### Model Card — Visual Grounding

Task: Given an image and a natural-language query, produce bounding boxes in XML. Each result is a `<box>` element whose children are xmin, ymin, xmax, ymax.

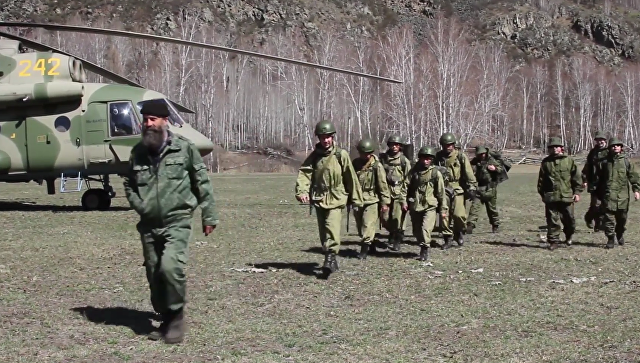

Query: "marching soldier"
<box><xmin>434</xmin><ymin>132</ymin><xmax>477</xmax><ymax>249</ymax></box>
<box><xmin>581</xmin><ymin>132</ymin><xmax>608</xmax><ymax>231</ymax></box>
<box><xmin>407</xmin><ymin>147</ymin><xmax>448</xmax><ymax>261</ymax></box>
<box><xmin>466</xmin><ymin>146</ymin><xmax>501</xmax><ymax>234</ymax></box>
<box><xmin>352</xmin><ymin>138</ymin><xmax>391</xmax><ymax>259</ymax></box>
<box><xmin>295</xmin><ymin>120</ymin><xmax>364</xmax><ymax>276</ymax></box>
<box><xmin>537</xmin><ymin>137</ymin><xmax>583</xmax><ymax>250</ymax></box>
<box><xmin>379</xmin><ymin>135</ymin><xmax>412</xmax><ymax>252</ymax></box>
<box><xmin>596</xmin><ymin>138</ymin><xmax>640</xmax><ymax>249</ymax></box>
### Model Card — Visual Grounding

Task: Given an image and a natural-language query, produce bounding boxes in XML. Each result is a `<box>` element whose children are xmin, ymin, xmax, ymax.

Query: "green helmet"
<box><xmin>357</xmin><ymin>138</ymin><xmax>375</xmax><ymax>153</ymax></box>
<box><xmin>475</xmin><ymin>146</ymin><xmax>488</xmax><ymax>155</ymax></box>
<box><xmin>314</xmin><ymin>120</ymin><xmax>336</xmax><ymax>136</ymax></box>
<box><xmin>608</xmin><ymin>137</ymin><xmax>624</xmax><ymax>147</ymax></box>
<box><xmin>439</xmin><ymin>132</ymin><xmax>456</xmax><ymax>146</ymax></box>
<box><xmin>547</xmin><ymin>137</ymin><xmax>564</xmax><ymax>147</ymax></box>
<box><xmin>418</xmin><ymin>146</ymin><xmax>437</xmax><ymax>157</ymax></box>
<box><xmin>387</xmin><ymin>135</ymin><xmax>404</xmax><ymax>145</ymax></box>
<box><xmin>455</xmin><ymin>141</ymin><xmax>461</xmax><ymax>149</ymax></box>
<box><xmin>594</xmin><ymin>131</ymin><xmax>607</xmax><ymax>141</ymax></box>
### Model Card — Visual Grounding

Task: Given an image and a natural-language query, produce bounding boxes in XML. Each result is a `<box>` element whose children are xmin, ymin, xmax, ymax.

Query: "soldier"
<box><xmin>295</xmin><ymin>120</ymin><xmax>364</xmax><ymax>276</ymax></box>
<box><xmin>581</xmin><ymin>132</ymin><xmax>608</xmax><ymax>231</ymax></box>
<box><xmin>596</xmin><ymin>138</ymin><xmax>640</xmax><ymax>249</ymax></box>
<box><xmin>379</xmin><ymin>135</ymin><xmax>412</xmax><ymax>251</ymax></box>
<box><xmin>434</xmin><ymin>132</ymin><xmax>477</xmax><ymax>249</ymax></box>
<box><xmin>407</xmin><ymin>146</ymin><xmax>448</xmax><ymax>261</ymax></box>
<box><xmin>466</xmin><ymin>146</ymin><xmax>501</xmax><ymax>234</ymax></box>
<box><xmin>123</xmin><ymin>101</ymin><xmax>218</xmax><ymax>344</ymax></box>
<box><xmin>352</xmin><ymin>138</ymin><xmax>391</xmax><ymax>259</ymax></box>
<box><xmin>537</xmin><ymin>137</ymin><xmax>583</xmax><ymax>250</ymax></box>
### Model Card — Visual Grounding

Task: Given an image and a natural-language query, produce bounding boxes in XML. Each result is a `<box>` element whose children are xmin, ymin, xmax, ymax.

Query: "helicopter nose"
<box><xmin>170</xmin><ymin>125</ymin><xmax>214</xmax><ymax>157</ymax></box>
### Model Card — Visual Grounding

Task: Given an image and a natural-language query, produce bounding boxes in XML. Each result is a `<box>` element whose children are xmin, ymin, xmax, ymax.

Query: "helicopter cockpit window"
<box><xmin>109</xmin><ymin>101</ymin><xmax>142</xmax><ymax>137</ymax></box>
<box><xmin>136</xmin><ymin>99</ymin><xmax>185</xmax><ymax>127</ymax></box>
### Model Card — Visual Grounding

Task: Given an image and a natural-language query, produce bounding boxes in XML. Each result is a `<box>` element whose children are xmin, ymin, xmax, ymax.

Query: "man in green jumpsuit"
<box><xmin>434</xmin><ymin>132</ymin><xmax>477</xmax><ymax>249</ymax></box>
<box><xmin>466</xmin><ymin>146</ymin><xmax>501</xmax><ymax>234</ymax></box>
<box><xmin>537</xmin><ymin>137</ymin><xmax>583</xmax><ymax>250</ymax></box>
<box><xmin>379</xmin><ymin>135</ymin><xmax>412</xmax><ymax>252</ymax></box>
<box><xmin>123</xmin><ymin>101</ymin><xmax>219</xmax><ymax>344</ymax></box>
<box><xmin>596</xmin><ymin>138</ymin><xmax>640</xmax><ymax>249</ymax></box>
<box><xmin>407</xmin><ymin>146</ymin><xmax>448</xmax><ymax>261</ymax></box>
<box><xmin>295</xmin><ymin>120</ymin><xmax>364</xmax><ymax>276</ymax></box>
<box><xmin>581</xmin><ymin>132</ymin><xmax>608</xmax><ymax>231</ymax></box>
<box><xmin>352</xmin><ymin>138</ymin><xmax>391</xmax><ymax>259</ymax></box>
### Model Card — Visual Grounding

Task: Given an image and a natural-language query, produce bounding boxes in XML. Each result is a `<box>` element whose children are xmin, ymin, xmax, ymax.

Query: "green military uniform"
<box><xmin>537</xmin><ymin>137</ymin><xmax>583</xmax><ymax>249</ymax></box>
<box><xmin>581</xmin><ymin>132</ymin><xmax>608</xmax><ymax>231</ymax></box>
<box><xmin>295</xmin><ymin>121</ymin><xmax>364</xmax><ymax>275</ymax></box>
<box><xmin>596</xmin><ymin>138</ymin><xmax>640</xmax><ymax>249</ymax></box>
<box><xmin>379</xmin><ymin>135</ymin><xmax>412</xmax><ymax>251</ymax></box>
<box><xmin>466</xmin><ymin>146</ymin><xmax>501</xmax><ymax>233</ymax></box>
<box><xmin>352</xmin><ymin>138</ymin><xmax>391</xmax><ymax>259</ymax></box>
<box><xmin>123</xmin><ymin>102</ymin><xmax>218</xmax><ymax>344</ymax></box>
<box><xmin>434</xmin><ymin>132</ymin><xmax>477</xmax><ymax>248</ymax></box>
<box><xmin>407</xmin><ymin>146</ymin><xmax>448</xmax><ymax>261</ymax></box>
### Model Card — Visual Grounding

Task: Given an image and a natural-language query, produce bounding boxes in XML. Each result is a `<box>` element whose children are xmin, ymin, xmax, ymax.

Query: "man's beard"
<box><xmin>142</xmin><ymin>126</ymin><xmax>167</xmax><ymax>153</ymax></box>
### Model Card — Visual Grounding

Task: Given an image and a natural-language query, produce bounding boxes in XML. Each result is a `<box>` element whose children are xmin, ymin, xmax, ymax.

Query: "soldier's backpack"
<box><xmin>379</xmin><ymin>152</ymin><xmax>409</xmax><ymax>186</ymax></box>
<box><xmin>488</xmin><ymin>149</ymin><xmax>511</xmax><ymax>184</ymax></box>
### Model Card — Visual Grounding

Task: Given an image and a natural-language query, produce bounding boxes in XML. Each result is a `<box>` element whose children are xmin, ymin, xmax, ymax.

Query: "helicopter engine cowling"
<box><xmin>0</xmin><ymin>81</ymin><xmax>84</xmax><ymax>107</ymax></box>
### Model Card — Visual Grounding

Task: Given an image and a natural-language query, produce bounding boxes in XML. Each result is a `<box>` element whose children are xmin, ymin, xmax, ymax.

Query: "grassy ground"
<box><xmin>1</xmin><ymin>165</ymin><xmax>639</xmax><ymax>362</ymax></box>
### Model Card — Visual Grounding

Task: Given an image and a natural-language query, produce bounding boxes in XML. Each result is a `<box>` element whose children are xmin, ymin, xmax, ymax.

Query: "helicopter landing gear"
<box><xmin>80</xmin><ymin>174</ymin><xmax>115</xmax><ymax>211</ymax></box>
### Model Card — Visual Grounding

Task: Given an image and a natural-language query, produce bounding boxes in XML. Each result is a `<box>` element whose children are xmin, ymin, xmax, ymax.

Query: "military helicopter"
<box><xmin>0</xmin><ymin>22</ymin><xmax>401</xmax><ymax>211</ymax></box>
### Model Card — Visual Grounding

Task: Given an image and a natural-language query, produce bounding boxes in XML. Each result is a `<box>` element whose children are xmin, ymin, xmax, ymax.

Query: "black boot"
<box><xmin>163</xmin><ymin>308</ymin><xmax>186</xmax><ymax>344</ymax></box>
<box><xmin>390</xmin><ymin>233</ymin><xmax>401</xmax><ymax>252</ymax></box>
<box><xmin>358</xmin><ymin>244</ymin><xmax>369</xmax><ymax>260</ymax></box>
<box><xmin>455</xmin><ymin>231</ymin><xmax>464</xmax><ymax>246</ymax></box>
<box><xmin>442</xmin><ymin>235</ymin><xmax>453</xmax><ymax>250</ymax></box>
<box><xmin>322</xmin><ymin>252</ymin><xmax>339</xmax><ymax>275</ymax></box>
<box><xmin>617</xmin><ymin>233</ymin><xmax>625</xmax><ymax>245</ymax></box>
<box><xmin>584</xmin><ymin>212</ymin><xmax>594</xmax><ymax>229</ymax></box>
<box><xmin>466</xmin><ymin>223</ymin><xmax>474</xmax><ymax>234</ymax></box>
<box><xmin>148</xmin><ymin>314</ymin><xmax>169</xmax><ymax>341</ymax></box>
<box><xmin>605</xmin><ymin>236</ymin><xmax>615</xmax><ymax>249</ymax></box>
<box><xmin>565</xmin><ymin>233</ymin><xmax>573</xmax><ymax>246</ymax></box>
<box><xmin>492</xmin><ymin>225</ymin><xmax>500</xmax><ymax>233</ymax></box>
<box><xmin>418</xmin><ymin>246</ymin><xmax>429</xmax><ymax>261</ymax></box>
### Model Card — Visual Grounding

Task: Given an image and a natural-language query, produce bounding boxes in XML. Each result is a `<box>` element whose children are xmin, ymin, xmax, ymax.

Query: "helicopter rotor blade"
<box><xmin>0</xmin><ymin>22</ymin><xmax>403</xmax><ymax>84</ymax></box>
<box><xmin>0</xmin><ymin>29</ymin><xmax>195</xmax><ymax>113</ymax></box>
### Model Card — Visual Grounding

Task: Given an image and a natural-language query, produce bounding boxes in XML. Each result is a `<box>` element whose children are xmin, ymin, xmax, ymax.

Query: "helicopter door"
<box><xmin>104</xmin><ymin>101</ymin><xmax>143</xmax><ymax>162</ymax></box>
<box><xmin>0</xmin><ymin>119</ymin><xmax>29</xmax><ymax>172</ymax></box>
<box><xmin>81</xmin><ymin>102</ymin><xmax>110</xmax><ymax>167</ymax></box>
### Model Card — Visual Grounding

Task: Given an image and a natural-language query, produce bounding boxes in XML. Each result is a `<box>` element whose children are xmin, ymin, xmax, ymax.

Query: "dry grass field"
<box><xmin>1</xmin><ymin>164</ymin><xmax>639</xmax><ymax>362</ymax></box>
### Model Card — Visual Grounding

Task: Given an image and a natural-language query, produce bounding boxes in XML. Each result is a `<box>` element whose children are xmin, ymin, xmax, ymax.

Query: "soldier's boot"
<box><xmin>442</xmin><ymin>235</ymin><xmax>453</xmax><ymax>250</ymax></box>
<box><xmin>322</xmin><ymin>252</ymin><xmax>339</xmax><ymax>275</ymax></box>
<box><xmin>418</xmin><ymin>246</ymin><xmax>429</xmax><ymax>261</ymax></box>
<box><xmin>548</xmin><ymin>240</ymin><xmax>560</xmax><ymax>250</ymax></box>
<box><xmin>584</xmin><ymin>212</ymin><xmax>594</xmax><ymax>229</ymax></box>
<box><xmin>358</xmin><ymin>244</ymin><xmax>369</xmax><ymax>260</ymax></box>
<box><xmin>148</xmin><ymin>315</ymin><xmax>169</xmax><ymax>341</ymax></box>
<box><xmin>492</xmin><ymin>225</ymin><xmax>500</xmax><ymax>233</ymax></box>
<box><xmin>455</xmin><ymin>231</ymin><xmax>464</xmax><ymax>247</ymax></box>
<box><xmin>465</xmin><ymin>223</ymin><xmax>474</xmax><ymax>234</ymax></box>
<box><xmin>617</xmin><ymin>233</ymin><xmax>625</xmax><ymax>246</ymax></box>
<box><xmin>163</xmin><ymin>308</ymin><xmax>186</xmax><ymax>344</ymax></box>
<box><xmin>593</xmin><ymin>217</ymin><xmax>602</xmax><ymax>232</ymax></box>
<box><xmin>390</xmin><ymin>232</ymin><xmax>401</xmax><ymax>252</ymax></box>
<box><xmin>605</xmin><ymin>236</ymin><xmax>615</xmax><ymax>249</ymax></box>
<box><xmin>565</xmin><ymin>233</ymin><xmax>573</xmax><ymax>246</ymax></box>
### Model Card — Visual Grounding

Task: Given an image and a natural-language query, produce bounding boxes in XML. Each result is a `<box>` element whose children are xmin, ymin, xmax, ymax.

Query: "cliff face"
<box><xmin>2</xmin><ymin>0</ymin><xmax>640</xmax><ymax>66</ymax></box>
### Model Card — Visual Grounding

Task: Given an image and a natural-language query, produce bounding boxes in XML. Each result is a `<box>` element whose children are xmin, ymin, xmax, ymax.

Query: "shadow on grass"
<box><xmin>301</xmin><ymin>246</ymin><xmax>419</xmax><ymax>259</ymax></box>
<box><xmin>71</xmin><ymin>306</ymin><xmax>156</xmax><ymax>335</ymax></box>
<box><xmin>0</xmin><ymin>201</ymin><xmax>131</xmax><ymax>212</ymax></box>
<box><xmin>251</xmin><ymin>262</ymin><xmax>320</xmax><ymax>277</ymax></box>
<box><xmin>570</xmin><ymin>241</ymin><xmax>605</xmax><ymax>248</ymax></box>
<box><xmin>480</xmin><ymin>240</ymin><xmax>548</xmax><ymax>249</ymax></box>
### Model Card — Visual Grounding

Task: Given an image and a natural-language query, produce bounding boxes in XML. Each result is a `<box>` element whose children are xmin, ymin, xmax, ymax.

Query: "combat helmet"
<box><xmin>314</xmin><ymin>120</ymin><xmax>336</xmax><ymax>136</ymax></box>
<box><xmin>475</xmin><ymin>146</ymin><xmax>488</xmax><ymax>155</ymax></box>
<box><xmin>418</xmin><ymin>146</ymin><xmax>437</xmax><ymax>157</ymax></box>
<box><xmin>439</xmin><ymin>132</ymin><xmax>457</xmax><ymax>146</ymax></box>
<box><xmin>357</xmin><ymin>138</ymin><xmax>376</xmax><ymax>153</ymax></box>
<box><xmin>594</xmin><ymin>131</ymin><xmax>607</xmax><ymax>141</ymax></box>
<box><xmin>608</xmin><ymin>137</ymin><xmax>624</xmax><ymax>147</ymax></box>
<box><xmin>547</xmin><ymin>137</ymin><xmax>564</xmax><ymax>147</ymax></box>
<box><xmin>387</xmin><ymin>135</ymin><xmax>404</xmax><ymax>145</ymax></box>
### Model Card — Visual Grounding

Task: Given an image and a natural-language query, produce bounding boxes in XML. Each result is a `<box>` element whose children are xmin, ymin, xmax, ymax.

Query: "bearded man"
<box><xmin>123</xmin><ymin>101</ymin><xmax>218</xmax><ymax>344</ymax></box>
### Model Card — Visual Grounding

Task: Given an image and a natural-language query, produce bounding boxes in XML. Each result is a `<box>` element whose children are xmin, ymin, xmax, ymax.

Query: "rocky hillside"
<box><xmin>2</xmin><ymin>0</ymin><xmax>640</xmax><ymax>66</ymax></box>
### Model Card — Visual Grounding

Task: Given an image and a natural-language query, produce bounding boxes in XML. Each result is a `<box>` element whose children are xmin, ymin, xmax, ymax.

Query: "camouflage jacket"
<box><xmin>434</xmin><ymin>149</ymin><xmax>478</xmax><ymax>194</ymax></box>
<box><xmin>597</xmin><ymin>152</ymin><xmax>640</xmax><ymax>210</ymax></box>
<box><xmin>379</xmin><ymin>152</ymin><xmax>411</xmax><ymax>202</ymax></box>
<box><xmin>295</xmin><ymin>143</ymin><xmax>364</xmax><ymax>209</ymax></box>
<box><xmin>123</xmin><ymin>131</ymin><xmax>218</xmax><ymax>227</ymax></box>
<box><xmin>537</xmin><ymin>154</ymin><xmax>583</xmax><ymax>203</ymax></box>
<box><xmin>406</xmin><ymin>164</ymin><xmax>448</xmax><ymax>213</ymax></box>
<box><xmin>471</xmin><ymin>155</ymin><xmax>503</xmax><ymax>188</ymax></box>
<box><xmin>581</xmin><ymin>146</ymin><xmax>608</xmax><ymax>192</ymax></box>
<box><xmin>352</xmin><ymin>154</ymin><xmax>391</xmax><ymax>206</ymax></box>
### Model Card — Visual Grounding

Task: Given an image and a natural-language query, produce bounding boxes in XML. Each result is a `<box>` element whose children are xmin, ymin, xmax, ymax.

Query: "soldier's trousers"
<box><xmin>383</xmin><ymin>198</ymin><xmax>407</xmax><ymax>241</ymax></box>
<box><xmin>584</xmin><ymin>193</ymin><xmax>603</xmax><ymax>228</ymax></box>
<box><xmin>315</xmin><ymin>205</ymin><xmax>343</xmax><ymax>254</ymax></box>
<box><xmin>602</xmin><ymin>207</ymin><xmax>628</xmax><ymax>239</ymax></box>
<box><xmin>355</xmin><ymin>202</ymin><xmax>379</xmax><ymax>245</ymax></box>
<box><xmin>411</xmin><ymin>209</ymin><xmax>437</xmax><ymax>248</ymax></box>
<box><xmin>441</xmin><ymin>193</ymin><xmax>466</xmax><ymax>237</ymax></box>
<box><xmin>544</xmin><ymin>202</ymin><xmax>575</xmax><ymax>242</ymax></box>
<box><xmin>139</xmin><ymin>218</ymin><xmax>192</xmax><ymax>315</ymax></box>
<box><xmin>467</xmin><ymin>188</ymin><xmax>500</xmax><ymax>227</ymax></box>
